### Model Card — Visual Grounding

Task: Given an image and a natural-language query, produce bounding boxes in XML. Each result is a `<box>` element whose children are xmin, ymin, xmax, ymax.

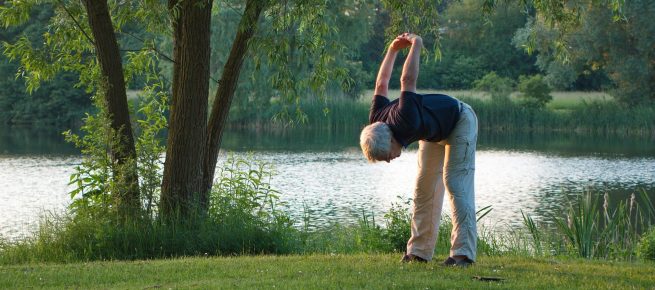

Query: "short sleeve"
<box><xmin>369</xmin><ymin>94</ymin><xmax>390</xmax><ymax>123</ymax></box>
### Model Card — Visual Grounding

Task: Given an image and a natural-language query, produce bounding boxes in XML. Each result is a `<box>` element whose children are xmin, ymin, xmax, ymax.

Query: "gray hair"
<box><xmin>360</xmin><ymin>122</ymin><xmax>392</xmax><ymax>162</ymax></box>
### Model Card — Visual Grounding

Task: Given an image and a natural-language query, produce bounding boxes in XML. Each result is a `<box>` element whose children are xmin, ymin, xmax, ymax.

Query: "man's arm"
<box><xmin>374</xmin><ymin>36</ymin><xmax>410</xmax><ymax>97</ymax></box>
<box><xmin>400</xmin><ymin>34</ymin><xmax>423</xmax><ymax>93</ymax></box>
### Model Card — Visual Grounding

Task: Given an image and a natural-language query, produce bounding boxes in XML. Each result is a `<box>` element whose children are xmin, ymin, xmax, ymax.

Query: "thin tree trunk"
<box><xmin>202</xmin><ymin>0</ymin><xmax>266</xmax><ymax>196</ymax></box>
<box><xmin>160</xmin><ymin>0</ymin><xmax>213</xmax><ymax>218</ymax></box>
<box><xmin>82</xmin><ymin>0</ymin><xmax>139</xmax><ymax>214</ymax></box>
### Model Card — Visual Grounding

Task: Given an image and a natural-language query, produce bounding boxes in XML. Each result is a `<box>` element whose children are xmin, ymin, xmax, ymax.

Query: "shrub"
<box><xmin>473</xmin><ymin>72</ymin><xmax>515</xmax><ymax>102</ymax></box>
<box><xmin>517</xmin><ymin>75</ymin><xmax>552</xmax><ymax>108</ymax></box>
<box><xmin>637</xmin><ymin>227</ymin><xmax>655</xmax><ymax>261</ymax></box>
<box><xmin>382</xmin><ymin>197</ymin><xmax>412</xmax><ymax>252</ymax></box>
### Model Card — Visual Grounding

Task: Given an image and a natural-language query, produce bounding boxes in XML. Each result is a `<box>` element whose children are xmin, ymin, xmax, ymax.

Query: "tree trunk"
<box><xmin>160</xmin><ymin>0</ymin><xmax>213</xmax><ymax>218</ymax></box>
<box><xmin>82</xmin><ymin>0</ymin><xmax>139</xmax><ymax>214</ymax></box>
<box><xmin>202</xmin><ymin>0</ymin><xmax>266</xmax><ymax>195</ymax></box>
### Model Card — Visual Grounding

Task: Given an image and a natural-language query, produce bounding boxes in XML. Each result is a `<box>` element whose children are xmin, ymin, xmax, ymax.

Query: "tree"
<box><xmin>510</xmin><ymin>0</ymin><xmax>652</xmax><ymax>104</ymax></box>
<box><xmin>2</xmin><ymin>0</ymin><xmax>627</xmax><ymax>220</ymax></box>
<box><xmin>441</xmin><ymin>0</ymin><xmax>537</xmax><ymax>80</ymax></box>
<box><xmin>473</xmin><ymin>71</ymin><xmax>514</xmax><ymax>101</ymax></box>
<box><xmin>1</xmin><ymin>0</ymin><xmax>390</xmax><ymax>218</ymax></box>
<box><xmin>81</xmin><ymin>0</ymin><xmax>140</xmax><ymax>214</ymax></box>
<box><xmin>517</xmin><ymin>74</ymin><xmax>552</xmax><ymax>108</ymax></box>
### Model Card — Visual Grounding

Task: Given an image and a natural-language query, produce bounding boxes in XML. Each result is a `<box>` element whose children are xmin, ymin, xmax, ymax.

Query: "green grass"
<box><xmin>1</xmin><ymin>254</ymin><xmax>654</xmax><ymax>289</ymax></box>
<box><xmin>546</xmin><ymin>91</ymin><xmax>613</xmax><ymax>109</ymax></box>
<box><xmin>362</xmin><ymin>89</ymin><xmax>613</xmax><ymax>108</ymax></box>
<box><xmin>224</xmin><ymin>90</ymin><xmax>654</xmax><ymax>137</ymax></box>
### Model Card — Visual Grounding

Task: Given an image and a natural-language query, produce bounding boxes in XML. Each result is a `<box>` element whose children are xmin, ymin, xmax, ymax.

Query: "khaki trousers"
<box><xmin>406</xmin><ymin>103</ymin><xmax>478</xmax><ymax>261</ymax></box>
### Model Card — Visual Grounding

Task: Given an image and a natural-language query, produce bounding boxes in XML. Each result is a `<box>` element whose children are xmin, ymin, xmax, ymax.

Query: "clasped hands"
<box><xmin>390</xmin><ymin>32</ymin><xmax>422</xmax><ymax>51</ymax></box>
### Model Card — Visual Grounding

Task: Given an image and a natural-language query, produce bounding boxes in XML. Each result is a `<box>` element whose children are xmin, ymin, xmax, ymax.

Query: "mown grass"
<box><xmin>1</xmin><ymin>254</ymin><xmax>654</xmax><ymax>289</ymax></box>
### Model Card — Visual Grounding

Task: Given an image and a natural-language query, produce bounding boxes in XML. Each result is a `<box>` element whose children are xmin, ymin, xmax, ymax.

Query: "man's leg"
<box><xmin>406</xmin><ymin>140</ymin><xmax>446</xmax><ymax>261</ymax></box>
<box><xmin>444</xmin><ymin>104</ymin><xmax>478</xmax><ymax>262</ymax></box>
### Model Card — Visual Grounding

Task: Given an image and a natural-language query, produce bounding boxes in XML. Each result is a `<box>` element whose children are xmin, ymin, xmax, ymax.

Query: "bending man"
<box><xmin>359</xmin><ymin>33</ymin><xmax>478</xmax><ymax>267</ymax></box>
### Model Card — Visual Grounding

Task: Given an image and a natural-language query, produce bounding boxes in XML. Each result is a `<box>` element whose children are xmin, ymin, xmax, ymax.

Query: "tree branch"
<box><xmin>55</xmin><ymin>0</ymin><xmax>95</xmax><ymax>46</ymax></box>
<box><xmin>120</xmin><ymin>30</ymin><xmax>220</xmax><ymax>84</ymax></box>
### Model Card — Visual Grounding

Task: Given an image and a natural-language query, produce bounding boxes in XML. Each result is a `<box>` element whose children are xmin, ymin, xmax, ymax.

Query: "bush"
<box><xmin>382</xmin><ymin>198</ymin><xmax>412</xmax><ymax>252</ymax></box>
<box><xmin>637</xmin><ymin>227</ymin><xmax>655</xmax><ymax>261</ymax></box>
<box><xmin>473</xmin><ymin>72</ymin><xmax>514</xmax><ymax>102</ymax></box>
<box><xmin>517</xmin><ymin>75</ymin><xmax>552</xmax><ymax>108</ymax></box>
<box><xmin>0</xmin><ymin>154</ymin><xmax>300</xmax><ymax>264</ymax></box>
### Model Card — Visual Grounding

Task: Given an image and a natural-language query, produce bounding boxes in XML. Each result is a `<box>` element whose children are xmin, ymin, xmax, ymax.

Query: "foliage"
<box><xmin>371</xmin><ymin>0</ymin><xmax>537</xmax><ymax>90</ymax></box>
<box><xmin>514</xmin><ymin>1</ymin><xmax>654</xmax><ymax>105</ymax></box>
<box><xmin>62</xmin><ymin>49</ymin><xmax>166</xmax><ymax>217</ymax></box>
<box><xmin>521</xmin><ymin>210</ymin><xmax>543</xmax><ymax>256</ymax></box>
<box><xmin>431</xmin><ymin>56</ymin><xmax>487</xmax><ymax>90</ymax></box>
<box><xmin>381</xmin><ymin>0</ymin><xmax>441</xmax><ymax>59</ymax></box>
<box><xmin>517</xmin><ymin>74</ymin><xmax>552</xmax><ymax>108</ymax></box>
<box><xmin>62</xmin><ymin>98</ymin><xmax>116</xmax><ymax>213</ymax></box>
<box><xmin>0</xmin><ymin>154</ymin><xmax>298</xmax><ymax>263</ymax></box>
<box><xmin>547</xmin><ymin>191</ymin><xmax>654</xmax><ymax>260</ymax></box>
<box><xmin>473</xmin><ymin>71</ymin><xmax>514</xmax><ymax>101</ymax></box>
<box><xmin>637</xmin><ymin>227</ymin><xmax>655</xmax><ymax>261</ymax></box>
<box><xmin>231</xmin><ymin>93</ymin><xmax>655</xmax><ymax>137</ymax></box>
<box><xmin>131</xmin><ymin>67</ymin><xmax>168</xmax><ymax>218</ymax></box>
<box><xmin>551</xmin><ymin>192</ymin><xmax>599</xmax><ymax>259</ymax></box>
<box><xmin>440</xmin><ymin>0</ymin><xmax>537</xmax><ymax>80</ymax></box>
<box><xmin>219</xmin><ymin>0</ymin><xmax>375</xmax><ymax>124</ymax></box>
<box><xmin>0</xmin><ymin>5</ymin><xmax>91</xmax><ymax>125</ymax></box>
<box><xmin>382</xmin><ymin>197</ymin><xmax>412</xmax><ymax>251</ymax></box>
<box><xmin>211</xmin><ymin>154</ymin><xmax>292</xmax><ymax>232</ymax></box>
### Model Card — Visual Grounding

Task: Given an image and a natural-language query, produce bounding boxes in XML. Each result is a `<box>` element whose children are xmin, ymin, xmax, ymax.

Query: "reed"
<box><xmin>3</xmin><ymin>190</ymin><xmax>654</xmax><ymax>264</ymax></box>
<box><xmin>517</xmin><ymin>190</ymin><xmax>655</xmax><ymax>260</ymax></box>
<box><xmin>227</xmin><ymin>95</ymin><xmax>655</xmax><ymax>137</ymax></box>
<box><xmin>521</xmin><ymin>210</ymin><xmax>543</xmax><ymax>256</ymax></box>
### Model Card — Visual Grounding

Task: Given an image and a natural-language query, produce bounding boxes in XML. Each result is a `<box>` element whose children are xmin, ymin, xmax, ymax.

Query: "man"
<box><xmin>359</xmin><ymin>33</ymin><xmax>478</xmax><ymax>267</ymax></box>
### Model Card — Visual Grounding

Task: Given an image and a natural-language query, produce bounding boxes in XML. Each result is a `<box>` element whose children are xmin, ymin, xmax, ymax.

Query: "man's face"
<box><xmin>380</xmin><ymin>137</ymin><xmax>402</xmax><ymax>163</ymax></box>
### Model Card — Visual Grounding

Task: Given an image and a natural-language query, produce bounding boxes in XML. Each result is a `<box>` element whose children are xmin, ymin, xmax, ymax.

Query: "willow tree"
<box><xmin>1</xmin><ymin>0</ymin><xmax>626</xmax><ymax>219</ymax></box>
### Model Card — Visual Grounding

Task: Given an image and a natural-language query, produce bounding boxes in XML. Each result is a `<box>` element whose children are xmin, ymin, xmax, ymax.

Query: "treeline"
<box><xmin>1</xmin><ymin>0</ymin><xmax>654</xmax><ymax>126</ymax></box>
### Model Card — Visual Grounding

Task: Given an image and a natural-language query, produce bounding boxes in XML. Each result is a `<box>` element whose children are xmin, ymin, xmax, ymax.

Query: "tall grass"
<box><xmin>0</xmin><ymin>155</ymin><xmax>301</xmax><ymax>264</ymax></box>
<box><xmin>2</xmin><ymin>188</ymin><xmax>654</xmax><ymax>264</ymax></box>
<box><xmin>520</xmin><ymin>190</ymin><xmax>655</xmax><ymax>260</ymax></box>
<box><xmin>228</xmin><ymin>95</ymin><xmax>655</xmax><ymax>136</ymax></box>
<box><xmin>1</xmin><ymin>148</ymin><xmax>652</xmax><ymax>264</ymax></box>
<box><xmin>464</xmin><ymin>98</ymin><xmax>655</xmax><ymax>135</ymax></box>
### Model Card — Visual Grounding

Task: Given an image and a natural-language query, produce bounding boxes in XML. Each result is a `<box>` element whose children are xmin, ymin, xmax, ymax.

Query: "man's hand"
<box><xmin>400</xmin><ymin>33</ymin><xmax>422</xmax><ymax>45</ymax></box>
<box><xmin>390</xmin><ymin>34</ymin><xmax>411</xmax><ymax>51</ymax></box>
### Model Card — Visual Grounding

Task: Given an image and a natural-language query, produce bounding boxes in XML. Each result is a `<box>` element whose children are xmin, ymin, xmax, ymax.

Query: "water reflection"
<box><xmin>0</xmin><ymin>125</ymin><xmax>78</xmax><ymax>155</ymax></box>
<box><xmin>479</xmin><ymin>131</ymin><xmax>655</xmax><ymax>157</ymax></box>
<box><xmin>2</xmin><ymin>125</ymin><xmax>653</xmax><ymax>157</ymax></box>
<box><xmin>0</xmin><ymin>125</ymin><xmax>654</xmax><ymax>239</ymax></box>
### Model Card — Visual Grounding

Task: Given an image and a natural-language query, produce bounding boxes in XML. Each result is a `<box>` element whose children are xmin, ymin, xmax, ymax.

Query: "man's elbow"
<box><xmin>400</xmin><ymin>76</ymin><xmax>417</xmax><ymax>91</ymax></box>
<box><xmin>375</xmin><ymin>82</ymin><xmax>388</xmax><ymax>93</ymax></box>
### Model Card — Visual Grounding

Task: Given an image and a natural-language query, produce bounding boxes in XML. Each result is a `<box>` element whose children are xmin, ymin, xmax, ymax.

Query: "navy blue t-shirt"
<box><xmin>369</xmin><ymin>91</ymin><xmax>460</xmax><ymax>147</ymax></box>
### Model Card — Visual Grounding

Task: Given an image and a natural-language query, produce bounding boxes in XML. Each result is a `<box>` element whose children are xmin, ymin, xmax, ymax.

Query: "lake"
<box><xmin>1</xmin><ymin>125</ymin><xmax>654</xmax><ymax>239</ymax></box>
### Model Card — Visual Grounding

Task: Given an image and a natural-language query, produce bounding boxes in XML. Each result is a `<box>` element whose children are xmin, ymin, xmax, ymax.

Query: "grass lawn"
<box><xmin>2</xmin><ymin>254</ymin><xmax>653</xmax><ymax>289</ymax></box>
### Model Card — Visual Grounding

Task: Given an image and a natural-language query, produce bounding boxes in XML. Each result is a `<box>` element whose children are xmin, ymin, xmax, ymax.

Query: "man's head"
<box><xmin>360</xmin><ymin>122</ymin><xmax>402</xmax><ymax>163</ymax></box>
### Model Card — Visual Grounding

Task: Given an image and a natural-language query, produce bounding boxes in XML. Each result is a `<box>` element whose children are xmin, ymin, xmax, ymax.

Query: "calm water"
<box><xmin>1</xmin><ymin>126</ymin><xmax>654</xmax><ymax>239</ymax></box>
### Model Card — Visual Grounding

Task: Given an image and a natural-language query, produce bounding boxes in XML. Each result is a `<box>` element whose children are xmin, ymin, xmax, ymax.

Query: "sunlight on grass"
<box><xmin>1</xmin><ymin>254</ymin><xmax>653</xmax><ymax>289</ymax></box>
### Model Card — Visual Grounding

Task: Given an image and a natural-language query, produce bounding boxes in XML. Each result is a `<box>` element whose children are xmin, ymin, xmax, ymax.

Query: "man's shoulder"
<box><xmin>373</xmin><ymin>94</ymin><xmax>391</xmax><ymax>103</ymax></box>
